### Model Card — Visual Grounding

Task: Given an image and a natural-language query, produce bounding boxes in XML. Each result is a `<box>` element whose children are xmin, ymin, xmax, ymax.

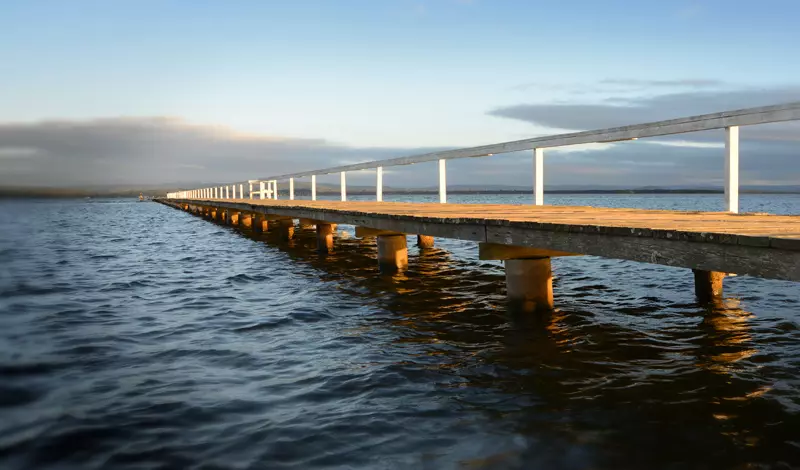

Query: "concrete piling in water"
<box><xmin>377</xmin><ymin>234</ymin><xmax>408</xmax><ymax>272</ymax></box>
<box><xmin>417</xmin><ymin>235</ymin><xmax>435</xmax><ymax>249</ymax></box>
<box><xmin>504</xmin><ymin>258</ymin><xmax>554</xmax><ymax>314</ymax></box>
<box><xmin>276</xmin><ymin>219</ymin><xmax>294</xmax><ymax>241</ymax></box>
<box><xmin>477</xmin><ymin>243</ymin><xmax>568</xmax><ymax>314</ymax></box>
<box><xmin>693</xmin><ymin>269</ymin><xmax>725</xmax><ymax>303</ymax></box>
<box><xmin>316</xmin><ymin>223</ymin><xmax>335</xmax><ymax>253</ymax></box>
<box><xmin>252</xmin><ymin>214</ymin><xmax>267</xmax><ymax>233</ymax></box>
<box><xmin>240</xmin><ymin>213</ymin><xmax>253</xmax><ymax>229</ymax></box>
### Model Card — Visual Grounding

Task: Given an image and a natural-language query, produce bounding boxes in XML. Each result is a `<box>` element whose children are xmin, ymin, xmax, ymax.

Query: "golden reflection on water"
<box><xmin>697</xmin><ymin>297</ymin><xmax>757</xmax><ymax>374</ymax></box>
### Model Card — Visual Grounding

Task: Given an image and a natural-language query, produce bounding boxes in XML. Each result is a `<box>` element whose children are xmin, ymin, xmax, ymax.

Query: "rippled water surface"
<box><xmin>1</xmin><ymin>195</ymin><xmax>800</xmax><ymax>469</ymax></box>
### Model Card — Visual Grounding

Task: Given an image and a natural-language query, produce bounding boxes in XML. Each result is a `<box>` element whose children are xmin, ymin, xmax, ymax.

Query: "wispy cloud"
<box><xmin>489</xmin><ymin>85</ymin><xmax>800</xmax><ymax>141</ymax></box>
<box><xmin>510</xmin><ymin>77</ymin><xmax>726</xmax><ymax>93</ymax></box>
<box><xmin>598</xmin><ymin>78</ymin><xmax>723</xmax><ymax>88</ymax></box>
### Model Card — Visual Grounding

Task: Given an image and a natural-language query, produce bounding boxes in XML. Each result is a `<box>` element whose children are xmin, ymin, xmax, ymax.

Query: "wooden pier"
<box><xmin>161</xmin><ymin>102</ymin><xmax>800</xmax><ymax>313</ymax></box>
<box><xmin>157</xmin><ymin>198</ymin><xmax>800</xmax><ymax>312</ymax></box>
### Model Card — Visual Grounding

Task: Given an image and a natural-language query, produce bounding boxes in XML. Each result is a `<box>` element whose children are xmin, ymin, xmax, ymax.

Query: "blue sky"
<box><xmin>2</xmin><ymin>0</ymin><xmax>799</xmax><ymax>187</ymax></box>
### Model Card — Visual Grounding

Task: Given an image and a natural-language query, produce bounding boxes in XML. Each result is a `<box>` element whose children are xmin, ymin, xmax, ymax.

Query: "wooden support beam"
<box><xmin>355</xmin><ymin>226</ymin><xmax>404</xmax><ymax>238</ymax></box>
<box><xmin>479</xmin><ymin>242</ymin><xmax>578</xmax><ymax>260</ymax></box>
<box><xmin>263</xmin><ymin>214</ymin><xmax>294</xmax><ymax>221</ymax></box>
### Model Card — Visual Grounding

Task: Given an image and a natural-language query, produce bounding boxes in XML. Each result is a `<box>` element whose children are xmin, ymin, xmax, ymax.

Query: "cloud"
<box><xmin>488</xmin><ymin>85</ymin><xmax>800</xmax><ymax>142</ymax></box>
<box><xmin>0</xmin><ymin>117</ymin><xmax>437</xmax><ymax>187</ymax></box>
<box><xmin>510</xmin><ymin>77</ymin><xmax>725</xmax><ymax>93</ymax></box>
<box><xmin>598</xmin><ymin>78</ymin><xmax>723</xmax><ymax>88</ymax></box>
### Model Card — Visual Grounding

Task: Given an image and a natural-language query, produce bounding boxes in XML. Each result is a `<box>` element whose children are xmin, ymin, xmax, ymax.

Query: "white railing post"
<box><xmin>249</xmin><ymin>182</ymin><xmax>253</xmax><ymax>200</ymax></box>
<box><xmin>341</xmin><ymin>172</ymin><xmax>347</xmax><ymax>201</ymax></box>
<box><xmin>289</xmin><ymin>178</ymin><xmax>294</xmax><ymax>200</ymax></box>
<box><xmin>214</xmin><ymin>187</ymin><xmax>218</xmax><ymax>198</ymax></box>
<box><xmin>438</xmin><ymin>159</ymin><xmax>447</xmax><ymax>203</ymax></box>
<box><xmin>534</xmin><ymin>148</ymin><xmax>544</xmax><ymax>206</ymax></box>
<box><xmin>233</xmin><ymin>185</ymin><xmax>237</xmax><ymax>199</ymax></box>
<box><xmin>311</xmin><ymin>175</ymin><xmax>317</xmax><ymax>201</ymax></box>
<box><xmin>376</xmin><ymin>166</ymin><xmax>383</xmax><ymax>202</ymax></box>
<box><xmin>273</xmin><ymin>180</ymin><xmax>278</xmax><ymax>200</ymax></box>
<box><xmin>227</xmin><ymin>186</ymin><xmax>230</xmax><ymax>199</ymax></box>
<box><xmin>725</xmin><ymin>126</ymin><xmax>739</xmax><ymax>213</ymax></box>
<box><xmin>259</xmin><ymin>181</ymin><xmax>266</xmax><ymax>200</ymax></box>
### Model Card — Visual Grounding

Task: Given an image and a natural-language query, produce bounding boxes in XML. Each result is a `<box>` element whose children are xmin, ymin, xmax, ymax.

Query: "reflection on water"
<box><xmin>1</xmin><ymin>197</ymin><xmax>799</xmax><ymax>469</ymax></box>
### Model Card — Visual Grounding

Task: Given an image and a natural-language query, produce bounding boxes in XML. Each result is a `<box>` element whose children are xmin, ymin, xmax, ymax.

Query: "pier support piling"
<box><xmin>276</xmin><ymin>218</ymin><xmax>295</xmax><ymax>241</ymax></box>
<box><xmin>377</xmin><ymin>234</ymin><xmax>408</xmax><ymax>272</ymax></box>
<box><xmin>252</xmin><ymin>214</ymin><xmax>268</xmax><ymax>233</ymax></box>
<box><xmin>417</xmin><ymin>235</ymin><xmax>435</xmax><ymax>249</ymax></box>
<box><xmin>505</xmin><ymin>258</ymin><xmax>554</xmax><ymax>314</ymax></box>
<box><xmin>240</xmin><ymin>213</ymin><xmax>252</xmax><ymax>228</ymax></box>
<box><xmin>693</xmin><ymin>269</ymin><xmax>725</xmax><ymax>303</ymax></box>
<box><xmin>317</xmin><ymin>223</ymin><xmax>335</xmax><ymax>253</ymax></box>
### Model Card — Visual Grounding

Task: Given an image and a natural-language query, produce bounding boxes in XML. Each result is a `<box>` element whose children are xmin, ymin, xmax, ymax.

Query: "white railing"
<box><xmin>166</xmin><ymin>102</ymin><xmax>800</xmax><ymax>213</ymax></box>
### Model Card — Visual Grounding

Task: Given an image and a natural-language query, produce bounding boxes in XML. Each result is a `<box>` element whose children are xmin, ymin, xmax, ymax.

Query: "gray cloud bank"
<box><xmin>2</xmin><ymin>83</ymin><xmax>799</xmax><ymax>190</ymax></box>
<box><xmin>490</xmin><ymin>85</ymin><xmax>800</xmax><ymax>139</ymax></box>
<box><xmin>0</xmin><ymin>117</ymin><xmax>433</xmax><ymax>188</ymax></box>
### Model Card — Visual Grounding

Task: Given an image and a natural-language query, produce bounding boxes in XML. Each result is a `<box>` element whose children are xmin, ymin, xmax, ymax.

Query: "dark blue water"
<box><xmin>1</xmin><ymin>195</ymin><xmax>800</xmax><ymax>469</ymax></box>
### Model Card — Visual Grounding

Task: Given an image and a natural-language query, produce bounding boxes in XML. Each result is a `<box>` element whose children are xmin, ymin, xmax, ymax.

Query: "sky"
<box><xmin>1</xmin><ymin>0</ymin><xmax>800</xmax><ymax>189</ymax></box>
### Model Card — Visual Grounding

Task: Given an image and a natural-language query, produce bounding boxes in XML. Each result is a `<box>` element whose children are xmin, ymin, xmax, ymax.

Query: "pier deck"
<box><xmin>164</xmin><ymin>198</ymin><xmax>800</xmax><ymax>282</ymax></box>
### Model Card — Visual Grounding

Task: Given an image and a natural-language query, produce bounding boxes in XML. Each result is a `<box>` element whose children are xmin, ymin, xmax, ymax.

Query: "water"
<box><xmin>1</xmin><ymin>194</ymin><xmax>799</xmax><ymax>469</ymax></box>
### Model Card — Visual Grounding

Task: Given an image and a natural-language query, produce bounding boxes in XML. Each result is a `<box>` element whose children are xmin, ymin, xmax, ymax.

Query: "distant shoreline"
<box><xmin>3</xmin><ymin>188</ymin><xmax>800</xmax><ymax>198</ymax></box>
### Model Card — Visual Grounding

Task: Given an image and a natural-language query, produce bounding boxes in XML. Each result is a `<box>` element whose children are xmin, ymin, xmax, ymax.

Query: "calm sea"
<box><xmin>1</xmin><ymin>194</ymin><xmax>799</xmax><ymax>469</ymax></box>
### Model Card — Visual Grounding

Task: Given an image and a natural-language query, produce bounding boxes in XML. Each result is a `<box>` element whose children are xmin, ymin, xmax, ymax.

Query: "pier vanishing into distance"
<box><xmin>159</xmin><ymin>102</ymin><xmax>800</xmax><ymax>313</ymax></box>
